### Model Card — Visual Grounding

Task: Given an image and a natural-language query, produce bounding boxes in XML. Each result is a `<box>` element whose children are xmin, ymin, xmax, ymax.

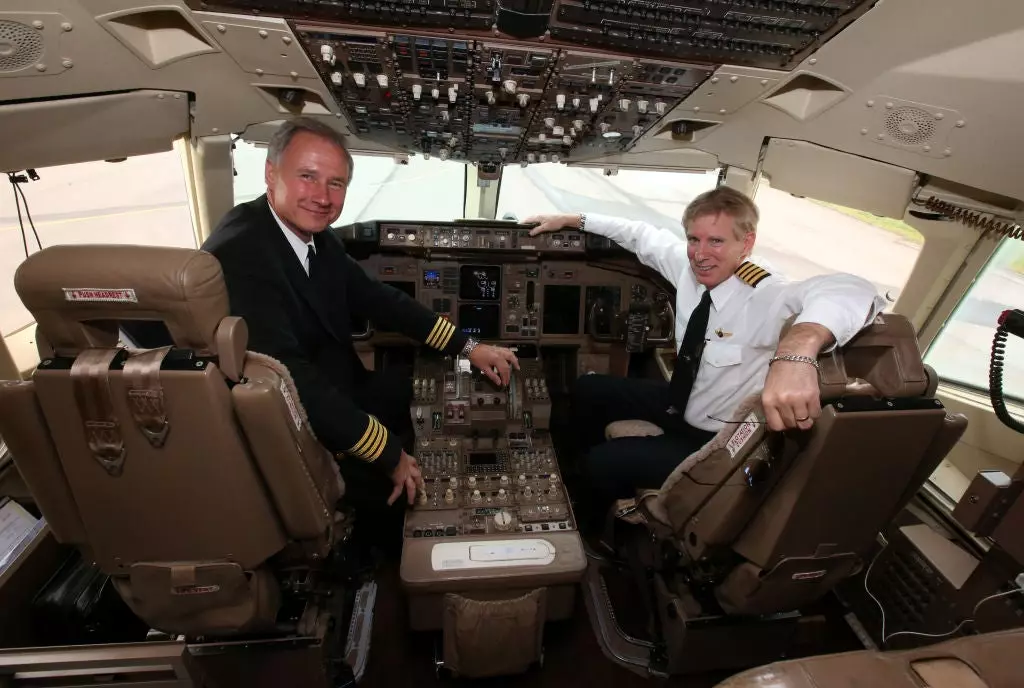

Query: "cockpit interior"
<box><xmin>1</xmin><ymin>0</ymin><xmax>1023</xmax><ymax>687</ymax></box>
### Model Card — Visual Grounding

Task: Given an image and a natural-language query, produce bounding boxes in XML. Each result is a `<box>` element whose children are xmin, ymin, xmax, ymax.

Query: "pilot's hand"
<box><xmin>524</xmin><ymin>213</ymin><xmax>582</xmax><ymax>236</ymax></box>
<box><xmin>468</xmin><ymin>344</ymin><xmax>520</xmax><ymax>387</ymax></box>
<box><xmin>388</xmin><ymin>451</ymin><xmax>424</xmax><ymax>506</ymax></box>
<box><xmin>761</xmin><ymin>359</ymin><xmax>821</xmax><ymax>432</ymax></box>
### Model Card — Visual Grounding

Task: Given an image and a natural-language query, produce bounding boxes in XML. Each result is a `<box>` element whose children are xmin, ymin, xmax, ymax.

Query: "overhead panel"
<box><xmin>182</xmin><ymin>0</ymin><xmax>876</xmax><ymax>165</ymax></box>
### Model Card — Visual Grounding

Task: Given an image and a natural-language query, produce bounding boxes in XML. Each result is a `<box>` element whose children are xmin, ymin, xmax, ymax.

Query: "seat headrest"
<box><xmin>816</xmin><ymin>313</ymin><xmax>929</xmax><ymax>399</ymax></box>
<box><xmin>15</xmin><ymin>245</ymin><xmax>230</xmax><ymax>358</ymax></box>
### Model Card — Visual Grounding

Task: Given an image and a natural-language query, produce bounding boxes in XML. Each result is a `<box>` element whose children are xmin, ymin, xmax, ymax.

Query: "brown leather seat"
<box><xmin>586</xmin><ymin>314</ymin><xmax>969</xmax><ymax>675</ymax></box>
<box><xmin>714</xmin><ymin>627</ymin><xmax>1024</xmax><ymax>688</ymax></box>
<box><xmin>0</xmin><ymin>244</ymin><xmax>345</xmax><ymax>637</ymax></box>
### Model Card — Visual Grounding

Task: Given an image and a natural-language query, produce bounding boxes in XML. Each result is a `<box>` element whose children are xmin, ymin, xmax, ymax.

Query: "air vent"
<box><xmin>0</xmin><ymin>20</ymin><xmax>42</xmax><ymax>72</ymax></box>
<box><xmin>761</xmin><ymin>72</ymin><xmax>849</xmax><ymax>121</ymax></box>
<box><xmin>98</xmin><ymin>8</ymin><xmax>216</xmax><ymax>69</ymax></box>
<box><xmin>253</xmin><ymin>85</ymin><xmax>333</xmax><ymax>116</ymax></box>
<box><xmin>652</xmin><ymin>119</ymin><xmax>719</xmax><ymax>143</ymax></box>
<box><xmin>866</xmin><ymin>97</ymin><xmax>962</xmax><ymax>159</ymax></box>
<box><xmin>885</xmin><ymin>107</ymin><xmax>937</xmax><ymax>145</ymax></box>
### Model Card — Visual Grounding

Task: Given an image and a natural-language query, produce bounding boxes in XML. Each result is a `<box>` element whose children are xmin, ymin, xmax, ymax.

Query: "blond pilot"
<box><xmin>525</xmin><ymin>187</ymin><xmax>884</xmax><ymax>518</ymax></box>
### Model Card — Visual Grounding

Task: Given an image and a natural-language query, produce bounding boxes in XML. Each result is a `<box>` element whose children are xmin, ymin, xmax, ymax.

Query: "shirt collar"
<box><xmin>268</xmin><ymin>199</ymin><xmax>314</xmax><ymax>269</ymax></box>
<box><xmin>699</xmin><ymin>274</ymin><xmax>744</xmax><ymax>311</ymax></box>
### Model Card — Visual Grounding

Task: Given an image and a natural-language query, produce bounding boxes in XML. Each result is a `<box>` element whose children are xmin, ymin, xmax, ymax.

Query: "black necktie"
<box><xmin>669</xmin><ymin>289</ymin><xmax>713</xmax><ymax>413</ymax></box>
<box><xmin>306</xmin><ymin>244</ymin><xmax>317</xmax><ymax>279</ymax></box>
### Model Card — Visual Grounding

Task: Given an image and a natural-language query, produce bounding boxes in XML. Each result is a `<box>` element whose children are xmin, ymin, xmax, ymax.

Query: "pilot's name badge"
<box><xmin>714</xmin><ymin>328</ymin><xmax>733</xmax><ymax>338</ymax></box>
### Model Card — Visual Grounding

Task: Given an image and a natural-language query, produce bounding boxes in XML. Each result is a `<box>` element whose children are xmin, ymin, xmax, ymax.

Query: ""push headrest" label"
<box><xmin>63</xmin><ymin>288</ymin><xmax>138</xmax><ymax>303</ymax></box>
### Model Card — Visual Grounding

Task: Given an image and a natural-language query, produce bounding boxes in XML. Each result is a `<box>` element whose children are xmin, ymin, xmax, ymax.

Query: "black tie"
<box><xmin>306</xmin><ymin>244</ymin><xmax>317</xmax><ymax>279</ymax></box>
<box><xmin>669</xmin><ymin>289</ymin><xmax>713</xmax><ymax>413</ymax></box>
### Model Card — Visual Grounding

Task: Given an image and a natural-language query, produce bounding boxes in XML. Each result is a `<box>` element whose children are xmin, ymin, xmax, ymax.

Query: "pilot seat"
<box><xmin>583</xmin><ymin>313</ymin><xmax>969</xmax><ymax>677</ymax></box>
<box><xmin>0</xmin><ymin>244</ymin><xmax>376</xmax><ymax>686</ymax></box>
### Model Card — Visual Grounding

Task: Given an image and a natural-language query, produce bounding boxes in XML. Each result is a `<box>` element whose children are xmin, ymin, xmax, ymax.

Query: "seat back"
<box><xmin>654</xmin><ymin>313</ymin><xmax>967</xmax><ymax>615</ymax></box>
<box><xmin>0</xmin><ymin>245</ymin><xmax>344</xmax><ymax>635</ymax></box>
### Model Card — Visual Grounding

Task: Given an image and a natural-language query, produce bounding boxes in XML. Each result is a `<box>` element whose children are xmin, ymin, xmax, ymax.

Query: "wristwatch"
<box><xmin>461</xmin><ymin>337</ymin><xmax>481</xmax><ymax>357</ymax></box>
<box><xmin>577</xmin><ymin>212</ymin><xmax>587</xmax><ymax>233</ymax></box>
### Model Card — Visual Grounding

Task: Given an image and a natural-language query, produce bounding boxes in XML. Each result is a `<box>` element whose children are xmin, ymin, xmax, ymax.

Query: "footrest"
<box><xmin>582</xmin><ymin>561</ymin><xmax>660</xmax><ymax>678</ymax></box>
<box><xmin>441</xmin><ymin>588</ymin><xmax>546</xmax><ymax>678</ymax></box>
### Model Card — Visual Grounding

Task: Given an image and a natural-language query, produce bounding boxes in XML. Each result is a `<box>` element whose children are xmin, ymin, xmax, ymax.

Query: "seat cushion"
<box><xmin>605</xmin><ymin>420</ymin><xmax>665</xmax><ymax>440</ymax></box>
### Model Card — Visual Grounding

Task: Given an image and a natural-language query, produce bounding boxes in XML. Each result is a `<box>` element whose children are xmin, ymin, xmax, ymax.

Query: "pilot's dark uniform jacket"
<box><xmin>572</xmin><ymin>213</ymin><xmax>886</xmax><ymax>509</ymax></box>
<box><xmin>202</xmin><ymin>195</ymin><xmax>469</xmax><ymax>479</ymax></box>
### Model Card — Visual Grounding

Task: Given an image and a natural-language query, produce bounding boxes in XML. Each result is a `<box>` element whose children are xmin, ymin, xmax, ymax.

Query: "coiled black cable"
<box><xmin>990</xmin><ymin>309</ymin><xmax>1024</xmax><ymax>433</ymax></box>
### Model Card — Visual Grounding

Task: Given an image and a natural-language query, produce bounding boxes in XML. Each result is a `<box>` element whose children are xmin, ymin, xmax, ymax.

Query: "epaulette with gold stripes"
<box><xmin>425</xmin><ymin>315</ymin><xmax>456</xmax><ymax>351</ymax></box>
<box><xmin>348</xmin><ymin>415</ymin><xmax>387</xmax><ymax>462</ymax></box>
<box><xmin>735</xmin><ymin>261</ymin><xmax>771</xmax><ymax>288</ymax></box>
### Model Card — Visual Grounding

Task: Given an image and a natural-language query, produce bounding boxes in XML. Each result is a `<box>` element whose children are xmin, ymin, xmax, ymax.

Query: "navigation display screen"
<box><xmin>459</xmin><ymin>265</ymin><xmax>501</xmax><ymax>301</ymax></box>
<box><xmin>458</xmin><ymin>303</ymin><xmax>500</xmax><ymax>339</ymax></box>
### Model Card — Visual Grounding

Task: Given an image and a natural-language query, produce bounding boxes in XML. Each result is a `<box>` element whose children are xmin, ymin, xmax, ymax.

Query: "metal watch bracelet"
<box><xmin>461</xmin><ymin>337</ymin><xmax>481</xmax><ymax>357</ymax></box>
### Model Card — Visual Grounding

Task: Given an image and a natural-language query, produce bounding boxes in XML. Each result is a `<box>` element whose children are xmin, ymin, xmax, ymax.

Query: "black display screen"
<box><xmin>458</xmin><ymin>304</ymin><xmax>500</xmax><ymax>339</ymax></box>
<box><xmin>459</xmin><ymin>265</ymin><xmax>501</xmax><ymax>301</ymax></box>
<box><xmin>542</xmin><ymin>284</ymin><xmax>582</xmax><ymax>335</ymax></box>
<box><xmin>468</xmin><ymin>452</ymin><xmax>498</xmax><ymax>466</ymax></box>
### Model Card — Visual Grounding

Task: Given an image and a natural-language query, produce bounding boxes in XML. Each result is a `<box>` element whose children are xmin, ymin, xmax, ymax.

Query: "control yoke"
<box><xmin>587</xmin><ymin>298</ymin><xmax>675</xmax><ymax>352</ymax></box>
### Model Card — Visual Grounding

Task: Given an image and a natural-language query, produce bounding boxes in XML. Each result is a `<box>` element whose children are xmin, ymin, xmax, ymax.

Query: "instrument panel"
<box><xmin>337</xmin><ymin>219</ymin><xmax>674</xmax><ymax>345</ymax></box>
<box><xmin>186</xmin><ymin>0</ymin><xmax>875</xmax><ymax>165</ymax></box>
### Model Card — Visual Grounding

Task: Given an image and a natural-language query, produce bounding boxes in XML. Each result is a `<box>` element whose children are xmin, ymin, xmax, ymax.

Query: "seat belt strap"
<box><xmin>124</xmin><ymin>346</ymin><xmax>173</xmax><ymax>448</ymax></box>
<box><xmin>71</xmin><ymin>348</ymin><xmax>126</xmax><ymax>476</ymax></box>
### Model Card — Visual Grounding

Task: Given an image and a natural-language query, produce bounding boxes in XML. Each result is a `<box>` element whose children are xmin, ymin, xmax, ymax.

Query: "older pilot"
<box><xmin>525</xmin><ymin>187</ymin><xmax>885</xmax><ymax>509</ymax></box>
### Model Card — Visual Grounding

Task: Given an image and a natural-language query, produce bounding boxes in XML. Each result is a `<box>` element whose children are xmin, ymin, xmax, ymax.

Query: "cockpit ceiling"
<box><xmin>184</xmin><ymin>0</ymin><xmax>874</xmax><ymax>167</ymax></box>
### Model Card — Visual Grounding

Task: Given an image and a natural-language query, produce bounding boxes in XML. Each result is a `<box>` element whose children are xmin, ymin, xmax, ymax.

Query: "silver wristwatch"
<box><xmin>461</xmin><ymin>337</ymin><xmax>481</xmax><ymax>357</ymax></box>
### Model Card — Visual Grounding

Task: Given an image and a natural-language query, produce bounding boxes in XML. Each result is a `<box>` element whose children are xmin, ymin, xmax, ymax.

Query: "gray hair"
<box><xmin>266</xmin><ymin>117</ymin><xmax>354</xmax><ymax>179</ymax></box>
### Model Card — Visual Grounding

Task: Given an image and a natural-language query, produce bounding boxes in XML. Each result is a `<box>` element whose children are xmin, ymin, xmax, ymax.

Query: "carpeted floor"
<box><xmin>358</xmin><ymin>562</ymin><xmax>862</xmax><ymax>688</ymax></box>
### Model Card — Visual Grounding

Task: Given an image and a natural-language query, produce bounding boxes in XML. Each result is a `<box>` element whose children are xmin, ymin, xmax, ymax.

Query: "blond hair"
<box><xmin>683</xmin><ymin>187</ymin><xmax>759</xmax><ymax>239</ymax></box>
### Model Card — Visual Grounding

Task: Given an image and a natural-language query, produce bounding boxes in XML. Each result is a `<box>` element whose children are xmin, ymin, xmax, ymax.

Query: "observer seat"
<box><xmin>0</xmin><ymin>244</ymin><xmax>346</xmax><ymax>637</ymax></box>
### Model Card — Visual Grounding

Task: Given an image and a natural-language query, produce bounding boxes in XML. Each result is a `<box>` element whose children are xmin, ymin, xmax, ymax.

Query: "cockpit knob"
<box><xmin>503</xmin><ymin>79</ymin><xmax>517</xmax><ymax>94</ymax></box>
<box><xmin>523</xmin><ymin>486</ymin><xmax>533</xmax><ymax>498</ymax></box>
<box><xmin>497</xmin><ymin>488</ymin><xmax>508</xmax><ymax>501</ymax></box>
<box><xmin>637</xmin><ymin>99</ymin><xmax>649</xmax><ymax>114</ymax></box>
<box><xmin>468</xmin><ymin>476</ymin><xmax>477</xmax><ymax>488</ymax></box>
<box><xmin>376</xmin><ymin>74</ymin><xmax>389</xmax><ymax>88</ymax></box>
<box><xmin>412</xmin><ymin>84</ymin><xmax>422</xmax><ymax>100</ymax></box>
<box><xmin>655</xmin><ymin>101</ymin><xmax>667</xmax><ymax>115</ymax></box>
<box><xmin>518</xmin><ymin>474</ymin><xmax>527</xmax><ymax>485</ymax></box>
<box><xmin>493</xmin><ymin>509</ymin><xmax>513</xmax><ymax>531</ymax></box>
<box><xmin>500</xmin><ymin>474</ymin><xmax>510</xmax><ymax>486</ymax></box>
<box><xmin>444</xmin><ymin>488</ymin><xmax>455</xmax><ymax>504</ymax></box>
<box><xmin>544</xmin><ymin>117</ymin><xmax>555</xmax><ymax>128</ymax></box>
<box><xmin>471</xmin><ymin>489</ymin><xmax>482</xmax><ymax>503</ymax></box>
<box><xmin>517</xmin><ymin>93</ymin><xmax>530</xmax><ymax>107</ymax></box>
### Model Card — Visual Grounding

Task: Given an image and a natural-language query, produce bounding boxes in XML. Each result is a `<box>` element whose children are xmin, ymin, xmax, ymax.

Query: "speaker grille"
<box><xmin>884</xmin><ymin>106</ymin><xmax>936</xmax><ymax>145</ymax></box>
<box><xmin>0</xmin><ymin>20</ymin><xmax>43</xmax><ymax>73</ymax></box>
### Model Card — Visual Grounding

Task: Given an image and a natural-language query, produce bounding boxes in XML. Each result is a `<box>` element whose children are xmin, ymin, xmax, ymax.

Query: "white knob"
<box><xmin>633</xmin><ymin>125</ymin><xmax>643</xmax><ymax>137</ymax></box>
<box><xmin>608</xmin><ymin>68</ymin><xmax>616</xmax><ymax>85</ymax></box>
<box><xmin>527</xmin><ymin>153</ymin><xmax>536</xmax><ymax>163</ymax></box>
<box><xmin>439</xmin><ymin>148</ymin><xmax>450</xmax><ymax>161</ymax></box>
<box><xmin>503</xmin><ymin>79</ymin><xmax>517</xmax><ymax>94</ymax></box>
<box><xmin>551</xmin><ymin>154</ymin><xmax>560</xmax><ymax>163</ymax></box>
<box><xmin>538</xmin><ymin>132</ymin><xmax>546</xmax><ymax>142</ymax></box>
<box><xmin>330</xmin><ymin>71</ymin><xmax>342</xmax><ymax>85</ymax></box>
<box><xmin>556</xmin><ymin>93</ymin><xmax>566</xmax><ymax>109</ymax></box>
<box><xmin>468</xmin><ymin>476</ymin><xmax>477</xmax><ymax>487</ymax></box>
<box><xmin>600</xmin><ymin>122</ymin><xmax>610</xmax><ymax>133</ymax></box>
<box><xmin>562</xmin><ymin>135</ymin><xmax>572</xmax><ymax>145</ymax></box>
<box><xmin>450</xmin><ymin>476</ymin><xmax>458</xmax><ymax>486</ymax></box>
<box><xmin>376</xmin><ymin>74</ymin><xmax>388</xmax><ymax>88</ymax></box>
<box><xmin>573</xmin><ymin>119</ymin><xmax>584</xmax><ymax>130</ymax></box>
<box><xmin>549</xmin><ymin>474</ymin><xmax>559</xmax><ymax>484</ymax></box>
<box><xmin>412</xmin><ymin>84</ymin><xmax>422</xmax><ymax>100</ymax></box>
<box><xmin>444</xmin><ymin>488</ymin><xmax>455</xmax><ymax>504</ymax></box>
<box><xmin>498</xmin><ymin>147</ymin><xmax>508</xmax><ymax>158</ymax></box>
<box><xmin>637</xmin><ymin>99</ymin><xmax>649</xmax><ymax>114</ymax></box>
<box><xmin>486</xmin><ymin>90</ymin><xmax>496</xmax><ymax>104</ymax></box>
<box><xmin>418</xmin><ymin>490</ymin><xmax>428</xmax><ymax>505</ymax></box>
<box><xmin>353</xmin><ymin>73</ymin><xmax>366</xmax><ymax>87</ymax></box>
<box><xmin>493</xmin><ymin>509</ymin><xmax>513</xmax><ymax>531</ymax></box>
<box><xmin>441</xmin><ymin>110</ymin><xmax>450</xmax><ymax>122</ymax></box>
<box><xmin>471</xmin><ymin>489</ymin><xmax>482</xmax><ymax>503</ymax></box>
<box><xmin>524</xmin><ymin>486</ymin><xmax>533</xmax><ymax>498</ymax></box>
<box><xmin>552</xmin><ymin>125</ymin><xmax>564</xmax><ymax>136</ymax></box>
<box><xmin>589</xmin><ymin>97</ymin><xmax>600</xmax><ymax>113</ymax></box>
<box><xmin>321</xmin><ymin>45</ymin><xmax>333</xmax><ymax>59</ymax></box>
<box><xmin>518</xmin><ymin>474</ymin><xmax>527</xmax><ymax>485</ymax></box>
<box><xmin>572</xmin><ymin>97</ymin><xmax>581</xmax><ymax>109</ymax></box>
<box><xmin>544</xmin><ymin>117</ymin><xmax>555</xmax><ymax>128</ymax></box>
<box><xmin>498</xmin><ymin>488</ymin><xmax>507</xmax><ymax>501</ymax></box>
<box><xmin>431</xmin><ymin>87</ymin><xmax>439</xmax><ymax>99</ymax></box>
<box><xmin>448</xmin><ymin>87</ymin><xmax>458</xmax><ymax>103</ymax></box>
<box><xmin>655</xmin><ymin>101</ymin><xmax>667</xmax><ymax>115</ymax></box>
<box><xmin>517</xmin><ymin>93</ymin><xmax>530</xmax><ymax>107</ymax></box>
<box><xmin>619</xmin><ymin>98</ymin><xmax>630</xmax><ymax>112</ymax></box>
<box><xmin>539</xmin><ymin>153</ymin><xmax>548</xmax><ymax>163</ymax></box>
<box><xmin>500</xmin><ymin>475</ymin><xmax>510</xmax><ymax>485</ymax></box>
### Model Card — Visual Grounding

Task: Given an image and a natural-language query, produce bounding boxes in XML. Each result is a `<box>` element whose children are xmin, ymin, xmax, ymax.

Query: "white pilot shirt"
<box><xmin>584</xmin><ymin>213</ymin><xmax>886</xmax><ymax>433</ymax></box>
<box><xmin>269</xmin><ymin>202</ymin><xmax>315</xmax><ymax>275</ymax></box>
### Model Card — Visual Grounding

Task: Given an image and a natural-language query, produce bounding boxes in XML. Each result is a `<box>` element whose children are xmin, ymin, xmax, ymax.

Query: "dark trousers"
<box><xmin>336</xmin><ymin>366</ymin><xmax>413</xmax><ymax>555</ymax></box>
<box><xmin>571</xmin><ymin>374</ymin><xmax>715</xmax><ymax>525</ymax></box>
